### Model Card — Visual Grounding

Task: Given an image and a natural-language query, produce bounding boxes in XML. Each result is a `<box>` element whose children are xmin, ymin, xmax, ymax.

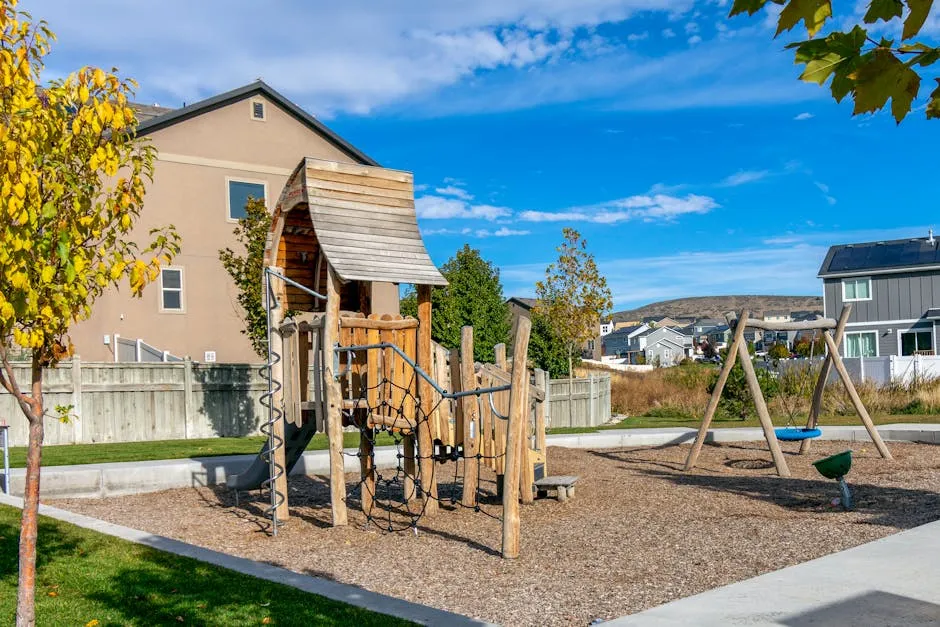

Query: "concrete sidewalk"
<box><xmin>607</xmin><ymin>518</ymin><xmax>940</xmax><ymax>626</ymax></box>
<box><xmin>7</xmin><ymin>423</ymin><xmax>940</xmax><ymax>498</ymax></box>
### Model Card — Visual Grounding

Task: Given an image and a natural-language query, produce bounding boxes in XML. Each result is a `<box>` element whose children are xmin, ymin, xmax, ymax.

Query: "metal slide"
<box><xmin>228</xmin><ymin>418</ymin><xmax>319</xmax><ymax>491</ymax></box>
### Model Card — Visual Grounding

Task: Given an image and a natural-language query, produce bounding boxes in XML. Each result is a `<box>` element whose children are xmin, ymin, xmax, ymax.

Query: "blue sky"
<box><xmin>30</xmin><ymin>0</ymin><xmax>940</xmax><ymax>310</ymax></box>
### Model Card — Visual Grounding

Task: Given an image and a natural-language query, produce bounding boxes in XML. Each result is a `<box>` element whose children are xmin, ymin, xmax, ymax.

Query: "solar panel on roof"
<box><xmin>822</xmin><ymin>238</ymin><xmax>940</xmax><ymax>274</ymax></box>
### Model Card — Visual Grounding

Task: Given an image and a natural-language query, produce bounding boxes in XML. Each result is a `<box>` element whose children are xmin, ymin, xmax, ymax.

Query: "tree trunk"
<box><xmin>16</xmin><ymin>360</ymin><xmax>44</xmax><ymax>627</ymax></box>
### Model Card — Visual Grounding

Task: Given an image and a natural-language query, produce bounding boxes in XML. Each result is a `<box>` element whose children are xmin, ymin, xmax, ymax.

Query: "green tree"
<box><xmin>528</xmin><ymin>311</ymin><xmax>570</xmax><ymax>377</ymax></box>
<box><xmin>708</xmin><ymin>361</ymin><xmax>779</xmax><ymax>420</ymax></box>
<box><xmin>219</xmin><ymin>197</ymin><xmax>270</xmax><ymax>358</ymax></box>
<box><xmin>401</xmin><ymin>244</ymin><xmax>510</xmax><ymax>362</ymax></box>
<box><xmin>731</xmin><ymin>0</ymin><xmax>939</xmax><ymax>122</ymax></box>
<box><xmin>794</xmin><ymin>335</ymin><xmax>826</xmax><ymax>357</ymax></box>
<box><xmin>0</xmin><ymin>5</ymin><xmax>179</xmax><ymax>621</ymax></box>
<box><xmin>768</xmin><ymin>343</ymin><xmax>791</xmax><ymax>359</ymax></box>
<box><xmin>535</xmin><ymin>228</ymin><xmax>613</xmax><ymax>408</ymax></box>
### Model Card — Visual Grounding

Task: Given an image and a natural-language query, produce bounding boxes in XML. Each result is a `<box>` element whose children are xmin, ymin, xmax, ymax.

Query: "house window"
<box><xmin>901</xmin><ymin>330</ymin><xmax>933</xmax><ymax>356</ymax></box>
<box><xmin>251</xmin><ymin>100</ymin><xmax>265</xmax><ymax>120</ymax></box>
<box><xmin>844</xmin><ymin>331</ymin><xmax>877</xmax><ymax>357</ymax></box>
<box><xmin>227</xmin><ymin>179</ymin><xmax>266</xmax><ymax>221</ymax></box>
<box><xmin>842</xmin><ymin>277</ymin><xmax>872</xmax><ymax>302</ymax></box>
<box><xmin>160</xmin><ymin>268</ymin><xmax>184</xmax><ymax>312</ymax></box>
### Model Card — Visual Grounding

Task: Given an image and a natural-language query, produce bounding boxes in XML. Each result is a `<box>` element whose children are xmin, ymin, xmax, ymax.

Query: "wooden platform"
<box><xmin>534</xmin><ymin>475</ymin><xmax>578</xmax><ymax>502</ymax></box>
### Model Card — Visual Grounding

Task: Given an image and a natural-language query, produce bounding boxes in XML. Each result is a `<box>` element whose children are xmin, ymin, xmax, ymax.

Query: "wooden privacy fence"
<box><xmin>0</xmin><ymin>358</ymin><xmax>611</xmax><ymax>448</ymax></box>
<box><xmin>0</xmin><ymin>358</ymin><xmax>273</xmax><ymax>447</ymax></box>
<box><xmin>547</xmin><ymin>374</ymin><xmax>611</xmax><ymax>428</ymax></box>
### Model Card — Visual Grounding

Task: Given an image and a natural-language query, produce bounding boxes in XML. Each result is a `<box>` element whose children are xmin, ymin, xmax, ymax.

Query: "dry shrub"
<box><xmin>580</xmin><ymin>364</ymin><xmax>711</xmax><ymax>418</ymax></box>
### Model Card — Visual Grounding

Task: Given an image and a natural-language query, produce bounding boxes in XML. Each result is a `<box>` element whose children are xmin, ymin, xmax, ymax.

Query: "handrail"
<box><xmin>335</xmin><ymin>342</ymin><xmax>511</xmax><ymax>400</ymax></box>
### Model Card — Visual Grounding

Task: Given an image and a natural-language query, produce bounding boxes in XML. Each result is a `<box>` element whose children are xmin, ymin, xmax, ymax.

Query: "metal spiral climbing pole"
<box><xmin>257</xmin><ymin>267</ymin><xmax>327</xmax><ymax>535</ymax></box>
<box><xmin>259</xmin><ymin>268</ymin><xmax>286</xmax><ymax>535</ymax></box>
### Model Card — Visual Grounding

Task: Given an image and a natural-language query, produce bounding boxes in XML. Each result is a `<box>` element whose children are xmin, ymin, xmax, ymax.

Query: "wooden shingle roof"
<box><xmin>270</xmin><ymin>158</ymin><xmax>447</xmax><ymax>287</ymax></box>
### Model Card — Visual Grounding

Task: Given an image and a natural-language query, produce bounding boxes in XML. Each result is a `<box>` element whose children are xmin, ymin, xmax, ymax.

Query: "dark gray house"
<box><xmin>819</xmin><ymin>233</ymin><xmax>940</xmax><ymax>357</ymax></box>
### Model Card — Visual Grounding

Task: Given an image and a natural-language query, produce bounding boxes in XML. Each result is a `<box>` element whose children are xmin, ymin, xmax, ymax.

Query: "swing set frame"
<box><xmin>684</xmin><ymin>305</ymin><xmax>893</xmax><ymax>477</ymax></box>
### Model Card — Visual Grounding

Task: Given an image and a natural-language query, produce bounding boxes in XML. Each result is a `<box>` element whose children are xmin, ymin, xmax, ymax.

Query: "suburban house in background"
<box><xmin>70</xmin><ymin>81</ymin><xmax>401</xmax><ymax>363</ymax></box>
<box><xmin>819</xmin><ymin>232</ymin><xmax>940</xmax><ymax>357</ymax></box>
<box><xmin>506</xmin><ymin>296</ymin><xmax>608</xmax><ymax>359</ymax></box>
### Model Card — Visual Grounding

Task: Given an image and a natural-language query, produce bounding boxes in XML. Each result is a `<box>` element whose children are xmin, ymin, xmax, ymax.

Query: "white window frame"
<box><xmin>897</xmin><ymin>327</ymin><xmax>934</xmax><ymax>356</ymax></box>
<box><xmin>249</xmin><ymin>98</ymin><xmax>266</xmax><ymax>121</ymax></box>
<box><xmin>225</xmin><ymin>177</ymin><xmax>268</xmax><ymax>223</ymax></box>
<box><xmin>843</xmin><ymin>331</ymin><xmax>878</xmax><ymax>357</ymax></box>
<box><xmin>841</xmin><ymin>277</ymin><xmax>872</xmax><ymax>302</ymax></box>
<box><xmin>159</xmin><ymin>266</ymin><xmax>185</xmax><ymax>314</ymax></box>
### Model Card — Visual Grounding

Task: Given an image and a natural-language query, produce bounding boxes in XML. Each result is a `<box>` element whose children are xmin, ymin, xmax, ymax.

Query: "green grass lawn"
<box><xmin>546</xmin><ymin>413</ymin><xmax>940</xmax><ymax>435</ymax></box>
<box><xmin>0</xmin><ymin>505</ymin><xmax>409</xmax><ymax>626</ymax></box>
<box><xmin>7</xmin><ymin>432</ymin><xmax>398</xmax><ymax>469</ymax></box>
<box><xmin>9</xmin><ymin>413</ymin><xmax>938</xmax><ymax>468</ymax></box>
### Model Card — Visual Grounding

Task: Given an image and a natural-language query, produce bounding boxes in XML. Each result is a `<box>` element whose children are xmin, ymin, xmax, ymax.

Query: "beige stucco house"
<box><xmin>70</xmin><ymin>81</ymin><xmax>399</xmax><ymax>363</ymax></box>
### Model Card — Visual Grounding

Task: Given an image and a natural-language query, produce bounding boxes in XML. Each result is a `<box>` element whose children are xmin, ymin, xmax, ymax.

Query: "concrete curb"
<box><xmin>9</xmin><ymin>424</ymin><xmax>940</xmax><ymax>499</ymax></box>
<box><xmin>605</xmin><ymin>517</ymin><xmax>940</xmax><ymax>626</ymax></box>
<box><xmin>0</xmin><ymin>493</ymin><xmax>491</xmax><ymax>626</ymax></box>
<box><xmin>7</xmin><ymin>445</ymin><xmax>402</xmax><ymax>499</ymax></box>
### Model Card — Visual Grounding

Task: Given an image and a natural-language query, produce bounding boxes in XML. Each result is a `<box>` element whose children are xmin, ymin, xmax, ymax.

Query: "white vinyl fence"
<box><xmin>841</xmin><ymin>355</ymin><xmax>940</xmax><ymax>386</ymax></box>
<box><xmin>546</xmin><ymin>374</ymin><xmax>612</xmax><ymax>428</ymax></box>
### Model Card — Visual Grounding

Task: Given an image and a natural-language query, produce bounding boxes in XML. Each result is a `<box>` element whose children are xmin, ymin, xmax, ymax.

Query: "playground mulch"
<box><xmin>53</xmin><ymin>440</ymin><xmax>940</xmax><ymax>626</ymax></box>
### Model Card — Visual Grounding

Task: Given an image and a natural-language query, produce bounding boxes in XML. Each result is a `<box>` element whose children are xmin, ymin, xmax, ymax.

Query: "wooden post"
<box><xmin>519</xmin><ymin>378</ymin><xmax>534</xmax><ymax>504</ymax></box>
<box><xmin>450</xmin><ymin>348</ymin><xmax>464</xmax><ymax>447</ymax></box>
<box><xmin>494</xmin><ymin>343</ymin><xmax>508</xmax><ymax>477</ymax></box>
<box><xmin>460</xmin><ymin>326</ymin><xmax>479</xmax><ymax>507</ymax></box>
<box><xmin>360</xmin><ymin>431</ymin><xmax>374</xmax><ymax>515</ymax></box>
<box><xmin>822</xmin><ymin>331</ymin><xmax>893</xmax><ymax>460</ymax></box>
<box><xmin>534</xmin><ymin>368</ymin><xmax>547</xmax><ymax>476</ymax></box>
<box><xmin>324</xmin><ymin>265</ymin><xmax>348</xmax><ymax>526</ymax></box>
<box><xmin>416</xmin><ymin>285</ymin><xmax>439</xmax><ymax>514</ymax></box>
<box><xmin>71</xmin><ymin>356</ymin><xmax>83</xmax><ymax>444</ymax></box>
<box><xmin>298</xmin><ymin>331</ymin><xmax>310</xmax><ymax>411</ymax></box>
<box><xmin>270</xmin><ymin>315</ymin><xmax>291</xmax><ymax>521</ymax></box>
<box><xmin>502</xmin><ymin>316</ymin><xmax>531</xmax><ymax>559</ymax></box>
<box><xmin>685</xmin><ymin>309</ymin><xmax>749</xmax><ymax>471</ymax></box>
<box><xmin>801</xmin><ymin>305</ymin><xmax>851</xmax><ymax>454</ymax></box>
<box><xmin>737</xmin><ymin>340</ymin><xmax>790</xmax><ymax>477</ymax></box>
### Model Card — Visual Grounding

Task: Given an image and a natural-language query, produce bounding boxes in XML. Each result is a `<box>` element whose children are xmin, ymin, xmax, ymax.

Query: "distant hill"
<box><xmin>610</xmin><ymin>295</ymin><xmax>823</xmax><ymax>323</ymax></box>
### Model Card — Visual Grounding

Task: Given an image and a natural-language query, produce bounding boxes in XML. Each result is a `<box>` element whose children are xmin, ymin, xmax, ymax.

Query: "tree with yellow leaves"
<box><xmin>0</xmin><ymin>3</ymin><xmax>179</xmax><ymax>624</ymax></box>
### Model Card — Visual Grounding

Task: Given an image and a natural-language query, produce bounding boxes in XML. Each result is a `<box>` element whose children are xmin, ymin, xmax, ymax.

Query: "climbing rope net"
<box><xmin>340</xmin><ymin>352</ymin><xmax>513</xmax><ymax>534</ymax></box>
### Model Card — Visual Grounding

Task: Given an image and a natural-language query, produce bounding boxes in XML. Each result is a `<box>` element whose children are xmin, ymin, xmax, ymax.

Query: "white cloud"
<box><xmin>794</xmin><ymin>112</ymin><xmax>814</xmax><ymax>120</ymax></box>
<box><xmin>434</xmin><ymin>185</ymin><xmax>474</xmax><ymax>200</ymax></box>
<box><xmin>500</xmin><ymin>245</ymin><xmax>826</xmax><ymax>308</ymax></box>
<box><xmin>476</xmin><ymin>227</ymin><xmax>531</xmax><ymax>237</ymax></box>
<box><xmin>32</xmin><ymin>0</ymin><xmax>701</xmax><ymax>115</ymax></box>
<box><xmin>718</xmin><ymin>169</ymin><xmax>770</xmax><ymax>187</ymax></box>
<box><xmin>420</xmin><ymin>226</ymin><xmax>528</xmax><ymax>237</ymax></box>
<box><xmin>687</xmin><ymin>35</ymin><xmax>702</xmax><ymax>45</ymax></box>
<box><xmin>627</xmin><ymin>31</ymin><xmax>649</xmax><ymax>42</ymax></box>
<box><xmin>662</xmin><ymin>28</ymin><xmax>676</xmax><ymax>38</ymax></box>
<box><xmin>685</xmin><ymin>22</ymin><xmax>699</xmax><ymax>34</ymax></box>
<box><xmin>814</xmin><ymin>181</ymin><xmax>829</xmax><ymax>193</ymax></box>
<box><xmin>415</xmin><ymin>195</ymin><xmax>511</xmax><ymax>220</ymax></box>
<box><xmin>519</xmin><ymin>193</ymin><xmax>718</xmax><ymax>224</ymax></box>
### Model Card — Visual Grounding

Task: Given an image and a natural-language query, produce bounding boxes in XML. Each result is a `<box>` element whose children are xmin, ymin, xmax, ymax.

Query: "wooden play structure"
<box><xmin>684</xmin><ymin>306</ymin><xmax>893</xmax><ymax>477</ymax></box>
<box><xmin>234</xmin><ymin>157</ymin><xmax>550</xmax><ymax>558</ymax></box>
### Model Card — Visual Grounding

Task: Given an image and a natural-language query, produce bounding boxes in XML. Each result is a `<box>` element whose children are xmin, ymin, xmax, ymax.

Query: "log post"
<box><xmin>324</xmin><ymin>265</ymin><xmax>348</xmax><ymax>526</ymax></box>
<box><xmin>460</xmin><ymin>326</ymin><xmax>480</xmax><ymax>507</ymax></box>
<box><xmin>534</xmin><ymin>368</ymin><xmax>548</xmax><ymax>475</ymax></box>
<box><xmin>502</xmin><ymin>316</ymin><xmax>531</xmax><ymax>559</ymax></box>
<box><xmin>270</xmin><ymin>320</ymin><xmax>291</xmax><ymax>521</ymax></box>
<box><xmin>519</xmin><ymin>377</ymin><xmax>534</xmax><ymax>504</ymax></box>
<box><xmin>822</xmin><ymin>331</ymin><xmax>893</xmax><ymax>460</ymax></box>
<box><xmin>685</xmin><ymin>309</ymin><xmax>749</xmax><ymax>471</ymax></box>
<box><xmin>494</xmin><ymin>343</ymin><xmax>508</xmax><ymax>478</ymax></box>
<box><xmin>737</xmin><ymin>339</ymin><xmax>790</xmax><ymax>477</ymax></box>
<box><xmin>801</xmin><ymin>305</ymin><xmax>851</xmax><ymax>454</ymax></box>
<box><xmin>416</xmin><ymin>285</ymin><xmax>439</xmax><ymax>514</ymax></box>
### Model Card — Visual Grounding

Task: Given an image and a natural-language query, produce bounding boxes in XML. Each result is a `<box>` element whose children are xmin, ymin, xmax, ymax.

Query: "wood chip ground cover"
<box><xmin>53</xmin><ymin>441</ymin><xmax>940</xmax><ymax>626</ymax></box>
